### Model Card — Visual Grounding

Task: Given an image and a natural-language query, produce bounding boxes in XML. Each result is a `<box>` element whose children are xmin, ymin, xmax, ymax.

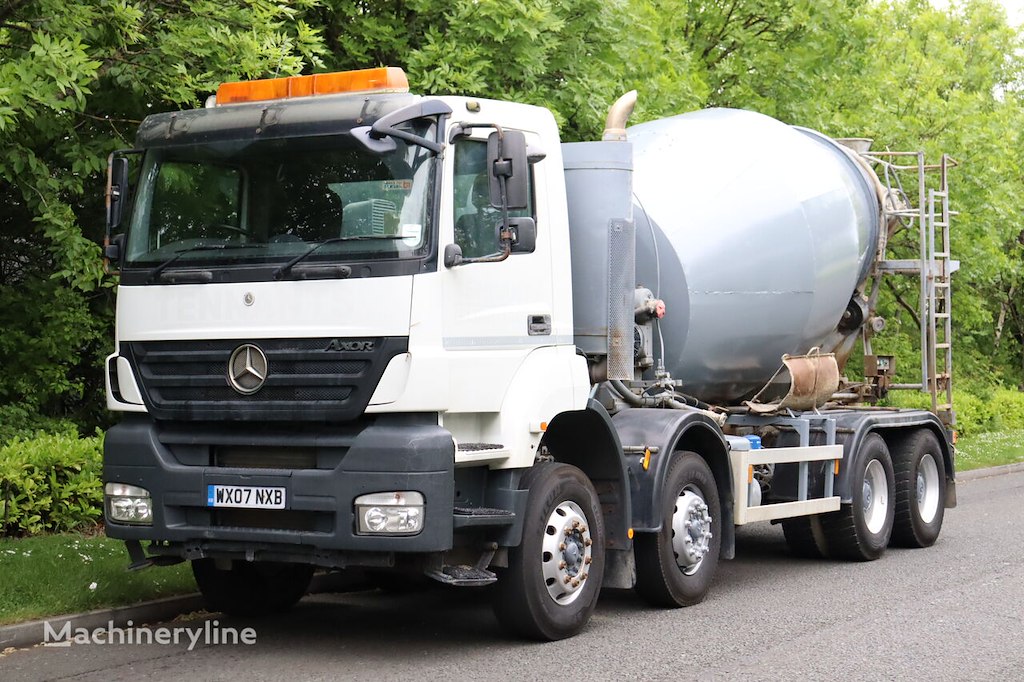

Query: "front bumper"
<box><xmin>103</xmin><ymin>414</ymin><xmax>455</xmax><ymax>554</ymax></box>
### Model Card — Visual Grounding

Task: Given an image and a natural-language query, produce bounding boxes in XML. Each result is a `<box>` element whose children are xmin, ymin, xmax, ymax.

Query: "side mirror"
<box><xmin>103</xmin><ymin>233</ymin><xmax>125</xmax><ymax>275</ymax></box>
<box><xmin>487</xmin><ymin>130</ymin><xmax>529</xmax><ymax>210</ymax></box>
<box><xmin>443</xmin><ymin>243</ymin><xmax>464</xmax><ymax>268</ymax></box>
<box><xmin>508</xmin><ymin>217</ymin><xmax>536</xmax><ymax>254</ymax></box>
<box><xmin>106</xmin><ymin>155</ymin><xmax>129</xmax><ymax>232</ymax></box>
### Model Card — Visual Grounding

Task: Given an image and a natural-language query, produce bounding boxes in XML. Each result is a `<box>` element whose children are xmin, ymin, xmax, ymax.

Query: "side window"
<box><xmin>453</xmin><ymin>138</ymin><xmax>533</xmax><ymax>258</ymax></box>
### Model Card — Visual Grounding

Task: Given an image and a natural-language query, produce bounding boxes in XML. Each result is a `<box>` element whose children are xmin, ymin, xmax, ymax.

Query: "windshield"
<box><xmin>124</xmin><ymin>123</ymin><xmax>437</xmax><ymax>274</ymax></box>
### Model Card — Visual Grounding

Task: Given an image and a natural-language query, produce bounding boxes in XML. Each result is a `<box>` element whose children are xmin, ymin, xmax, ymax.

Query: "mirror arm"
<box><xmin>353</xmin><ymin>99</ymin><xmax>453</xmax><ymax>155</ymax></box>
<box><xmin>451</xmin><ymin>242</ymin><xmax>512</xmax><ymax>267</ymax></box>
<box><xmin>373</xmin><ymin>126</ymin><xmax>443</xmax><ymax>154</ymax></box>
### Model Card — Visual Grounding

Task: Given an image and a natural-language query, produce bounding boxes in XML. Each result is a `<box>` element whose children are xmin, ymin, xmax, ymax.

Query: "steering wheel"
<box><xmin>207</xmin><ymin>223</ymin><xmax>249</xmax><ymax>242</ymax></box>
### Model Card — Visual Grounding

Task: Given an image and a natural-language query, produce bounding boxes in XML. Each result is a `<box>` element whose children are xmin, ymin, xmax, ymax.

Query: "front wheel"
<box><xmin>890</xmin><ymin>429</ymin><xmax>946</xmax><ymax>548</ymax></box>
<box><xmin>492</xmin><ymin>462</ymin><xmax>606</xmax><ymax>640</ymax></box>
<box><xmin>192</xmin><ymin>559</ymin><xmax>314</xmax><ymax>617</ymax></box>
<box><xmin>634</xmin><ymin>452</ymin><xmax>721</xmax><ymax>608</ymax></box>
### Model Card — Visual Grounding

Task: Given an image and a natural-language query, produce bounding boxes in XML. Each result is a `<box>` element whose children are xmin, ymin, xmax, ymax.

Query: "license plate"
<box><xmin>206</xmin><ymin>485</ymin><xmax>286</xmax><ymax>509</ymax></box>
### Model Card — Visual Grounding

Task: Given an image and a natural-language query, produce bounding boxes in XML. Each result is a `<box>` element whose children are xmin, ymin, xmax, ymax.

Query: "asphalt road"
<box><xmin>3</xmin><ymin>470</ymin><xmax>1022</xmax><ymax>681</ymax></box>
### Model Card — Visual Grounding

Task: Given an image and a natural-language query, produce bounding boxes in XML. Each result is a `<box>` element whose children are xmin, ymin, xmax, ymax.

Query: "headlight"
<box><xmin>354</xmin><ymin>491</ymin><xmax>424</xmax><ymax>535</ymax></box>
<box><xmin>105</xmin><ymin>483</ymin><xmax>153</xmax><ymax>525</ymax></box>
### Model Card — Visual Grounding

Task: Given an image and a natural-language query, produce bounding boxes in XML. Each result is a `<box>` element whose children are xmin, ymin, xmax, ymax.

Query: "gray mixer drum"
<box><xmin>628</xmin><ymin>108</ymin><xmax>881</xmax><ymax>404</ymax></box>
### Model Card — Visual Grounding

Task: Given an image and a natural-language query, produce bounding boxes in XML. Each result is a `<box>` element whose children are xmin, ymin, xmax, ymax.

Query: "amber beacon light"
<box><xmin>215</xmin><ymin>67</ymin><xmax>410</xmax><ymax>105</ymax></box>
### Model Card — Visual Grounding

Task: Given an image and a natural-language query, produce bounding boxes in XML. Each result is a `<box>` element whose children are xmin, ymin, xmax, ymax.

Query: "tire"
<box><xmin>192</xmin><ymin>559</ymin><xmax>314</xmax><ymax>617</ymax></box>
<box><xmin>492</xmin><ymin>462</ymin><xmax>606</xmax><ymax>640</ymax></box>
<box><xmin>634</xmin><ymin>452</ymin><xmax>721</xmax><ymax>608</ymax></box>
<box><xmin>781</xmin><ymin>515</ymin><xmax>828</xmax><ymax>559</ymax></box>
<box><xmin>890</xmin><ymin>429</ymin><xmax>946</xmax><ymax>548</ymax></box>
<box><xmin>819</xmin><ymin>432</ymin><xmax>895</xmax><ymax>561</ymax></box>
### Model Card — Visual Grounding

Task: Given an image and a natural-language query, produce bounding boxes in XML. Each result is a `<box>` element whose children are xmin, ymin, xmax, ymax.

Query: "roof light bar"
<box><xmin>215</xmin><ymin>67</ymin><xmax>409</xmax><ymax>105</ymax></box>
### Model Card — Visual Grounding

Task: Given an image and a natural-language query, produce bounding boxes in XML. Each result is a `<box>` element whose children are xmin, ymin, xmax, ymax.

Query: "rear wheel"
<box><xmin>890</xmin><ymin>429</ymin><xmax>946</xmax><ymax>548</ymax></box>
<box><xmin>192</xmin><ymin>559</ymin><xmax>314</xmax><ymax>616</ymax></box>
<box><xmin>492</xmin><ymin>462</ymin><xmax>606</xmax><ymax>640</ymax></box>
<box><xmin>820</xmin><ymin>432</ymin><xmax>894</xmax><ymax>561</ymax></box>
<box><xmin>634</xmin><ymin>452</ymin><xmax>721</xmax><ymax>607</ymax></box>
<box><xmin>781</xmin><ymin>515</ymin><xmax>828</xmax><ymax>558</ymax></box>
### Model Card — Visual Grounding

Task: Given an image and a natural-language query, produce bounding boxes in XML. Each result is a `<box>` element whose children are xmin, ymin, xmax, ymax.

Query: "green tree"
<box><xmin>0</xmin><ymin>0</ymin><xmax>326</xmax><ymax>434</ymax></box>
<box><xmin>308</xmin><ymin>0</ymin><xmax>706</xmax><ymax>140</ymax></box>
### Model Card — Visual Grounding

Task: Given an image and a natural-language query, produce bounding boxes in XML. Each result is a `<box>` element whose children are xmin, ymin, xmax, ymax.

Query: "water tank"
<box><xmin>626</xmin><ymin>108</ymin><xmax>881</xmax><ymax>403</ymax></box>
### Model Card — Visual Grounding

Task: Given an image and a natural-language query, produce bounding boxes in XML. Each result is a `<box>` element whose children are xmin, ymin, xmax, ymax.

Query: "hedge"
<box><xmin>884</xmin><ymin>387</ymin><xmax>1024</xmax><ymax>437</ymax></box>
<box><xmin>0</xmin><ymin>432</ymin><xmax>103</xmax><ymax>537</ymax></box>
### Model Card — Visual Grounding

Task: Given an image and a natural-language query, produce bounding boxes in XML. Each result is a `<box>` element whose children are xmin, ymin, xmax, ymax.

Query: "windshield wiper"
<box><xmin>272</xmin><ymin>235</ymin><xmax>406</xmax><ymax>280</ymax></box>
<box><xmin>147</xmin><ymin>243</ymin><xmax>264</xmax><ymax>283</ymax></box>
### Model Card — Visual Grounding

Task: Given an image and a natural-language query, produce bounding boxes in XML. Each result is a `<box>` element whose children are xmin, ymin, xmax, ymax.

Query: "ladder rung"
<box><xmin>935</xmin><ymin>343</ymin><xmax>951</xmax><ymax>349</ymax></box>
<box><xmin>933</xmin><ymin>252</ymin><xmax>949</xmax><ymax>257</ymax></box>
<box><xmin>934</xmin><ymin>282</ymin><xmax>950</xmax><ymax>288</ymax></box>
<box><xmin>934</xmin><ymin>313</ymin><xmax>950</xmax><ymax>319</ymax></box>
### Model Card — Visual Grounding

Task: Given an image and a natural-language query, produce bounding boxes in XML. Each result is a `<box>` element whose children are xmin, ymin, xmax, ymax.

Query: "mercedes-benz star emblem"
<box><xmin>227</xmin><ymin>344</ymin><xmax>268</xmax><ymax>395</ymax></box>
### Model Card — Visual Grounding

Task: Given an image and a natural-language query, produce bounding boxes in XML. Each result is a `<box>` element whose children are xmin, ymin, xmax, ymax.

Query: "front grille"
<box><xmin>215</xmin><ymin>445</ymin><xmax>318</xmax><ymax>469</ymax></box>
<box><xmin>212</xmin><ymin>508</ymin><xmax>331</xmax><ymax>533</ymax></box>
<box><xmin>124</xmin><ymin>337</ymin><xmax>407</xmax><ymax>421</ymax></box>
<box><xmin>159</xmin><ymin>386</ymin><xmax>354</xmax><ymax>402</ymax></box>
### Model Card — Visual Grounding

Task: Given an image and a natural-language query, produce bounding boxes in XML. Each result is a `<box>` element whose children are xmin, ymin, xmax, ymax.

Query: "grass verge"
<box><xmin>954</xmin><ymin>429</ymin><xmax>1024</xmax><ymax>472</ymax></box>
<box><xmin>0</xmin><ymin>531</ymin><xmax>195</xmax><ymax>626</ymax></box>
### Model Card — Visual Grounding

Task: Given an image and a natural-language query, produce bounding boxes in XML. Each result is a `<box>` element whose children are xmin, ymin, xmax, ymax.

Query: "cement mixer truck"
<box><xmin>100</xmin><ymin>67</ymin><xmax>957</xmax><ymax>640</ymax></box>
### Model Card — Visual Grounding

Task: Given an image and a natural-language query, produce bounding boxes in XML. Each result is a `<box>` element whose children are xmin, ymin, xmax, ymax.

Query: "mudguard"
<box><xmin>612</xmin><ymin>407</ymin><xmax>735</xmax><ymax>560</ymax></box>
<box><xmin>771</xmin><ymin>408</ymin><xmax>956</xmax><ymax>507</ymax></box>
<box><xmin>543</xmin><ymin>399</ymin><xmax>632</xmax><ymax>552</ymax></box>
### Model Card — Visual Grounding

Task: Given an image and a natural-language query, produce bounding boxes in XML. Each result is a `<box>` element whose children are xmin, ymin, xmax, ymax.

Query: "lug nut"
<box><xmin>572</xmin><ymin>520</ymin><xmax>579</xmax><ymax>529</ymax></box>
<box><xmin>584</xmin><ymin>538</ymin><xmax>592</xmax><ymax>547</ymax></box>
<box><xmin>559</xmin><ymin>560</ymin><xmax>567</xmax><ymax>569</ymax></box>
<box><xmin>559</xmin><ymin>543</ymin><xmax>566</xmax><ymax>551</ymax></box>
<box><xmin>584</xmin><ymin>556</ymin><xmax>592</xmax><ymax>565</ymax></box>
<box><xmin>581</xmin><ymin>572</ymin><xmax>588</xmax><ymax>580</ymax></box>
<box><xmin>564</xmin><ymin>576</ymin><xmax>572</xmax><ymax>584</ymax></box>
<box><xmin>571</xmin><ymin>579</ymin><xmax>580</xmax><ymax>587</ymax></box>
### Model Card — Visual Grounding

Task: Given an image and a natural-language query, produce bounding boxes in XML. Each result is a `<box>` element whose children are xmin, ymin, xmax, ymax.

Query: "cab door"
<box><xmin>440</xmin><ymin>131</ymin><xmax>555</xmax><ymax>414</ymax></box>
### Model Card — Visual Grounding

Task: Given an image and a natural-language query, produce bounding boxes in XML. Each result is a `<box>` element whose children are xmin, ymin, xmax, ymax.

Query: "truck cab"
<box><xmin>104</xmin><ymin>67</ymin><xmax>608</xmax><ymax>635</ymax></box>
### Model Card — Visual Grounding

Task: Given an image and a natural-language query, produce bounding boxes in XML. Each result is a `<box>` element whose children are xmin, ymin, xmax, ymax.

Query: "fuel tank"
<box><xmin>564</xmin><ymin>108</ymin><xmax>882</xmax><ymax>404</ymax></box>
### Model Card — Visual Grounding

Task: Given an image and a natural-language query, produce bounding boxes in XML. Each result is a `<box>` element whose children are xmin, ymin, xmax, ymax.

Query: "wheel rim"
<box><xmin>541</xmin><ymin>500</ymin><xmax>593</xmax><ymax>605</ymax></box>
<box><xmin>862</xmin><ymin>459</ymin><xmax>889</xmax><ymax>534</ymax></box>
<box><xmin>671</xmin><ymin>486</ymin><xmax>713</xmax><ymax>576</ymax></box>
<box><xmin>916</xmin><ymin>453</ymin><xmax>941</xmax><ymax>524</ymax></box>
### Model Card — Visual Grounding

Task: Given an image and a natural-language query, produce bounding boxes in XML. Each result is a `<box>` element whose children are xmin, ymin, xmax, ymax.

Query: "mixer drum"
<box><xmin>628</xmin><ymin>108</ymin><xmax>881</xmax><ymax>404</ymax></box>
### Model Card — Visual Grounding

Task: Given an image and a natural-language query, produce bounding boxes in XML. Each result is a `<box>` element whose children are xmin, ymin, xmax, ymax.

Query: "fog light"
<box><xmin>105</xmin><ymin>482</ymin><xmax>153</xmax><ymax>525</ymax></box>
<box><xmin>355</xmin><ymin>491</ymin><xmax>424</xmax><ymax>535</ymax></box>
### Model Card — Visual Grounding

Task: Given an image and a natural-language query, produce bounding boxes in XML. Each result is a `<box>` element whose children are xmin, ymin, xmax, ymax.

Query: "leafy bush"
<box><xmin>0</xmin><ymin>404</ymin><xmax>80</xmax><ymax>446</ymax></box>
<box><xmin>987</xmin><ymin>388</ymin><xmax>1024</xmax><ymax>430</ymax></box>
<box><xmin>951</xmin><ymin>390</ymin><xmax>993</xmax><ymax>437</ymax></box>
<box><xmin>881</xmin><ymin>387</ymin><xmax>1000</xmax><ymax>437</ymax></box>
<box><xmin>0</xmin><ymin>432</ymin><xmax>103</xmax><ymax>537</ymax></box>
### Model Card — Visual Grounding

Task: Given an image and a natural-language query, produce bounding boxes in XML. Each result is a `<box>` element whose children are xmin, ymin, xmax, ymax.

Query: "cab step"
<box><xmin>453</xmin><ymin>506</ymin><xmax>516</xmax><ymax>528</ymax></box>
<box><xmin>426</xmin><ymin>564</ymin><xmax>497</xmax><ymax>586</ymax></box>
